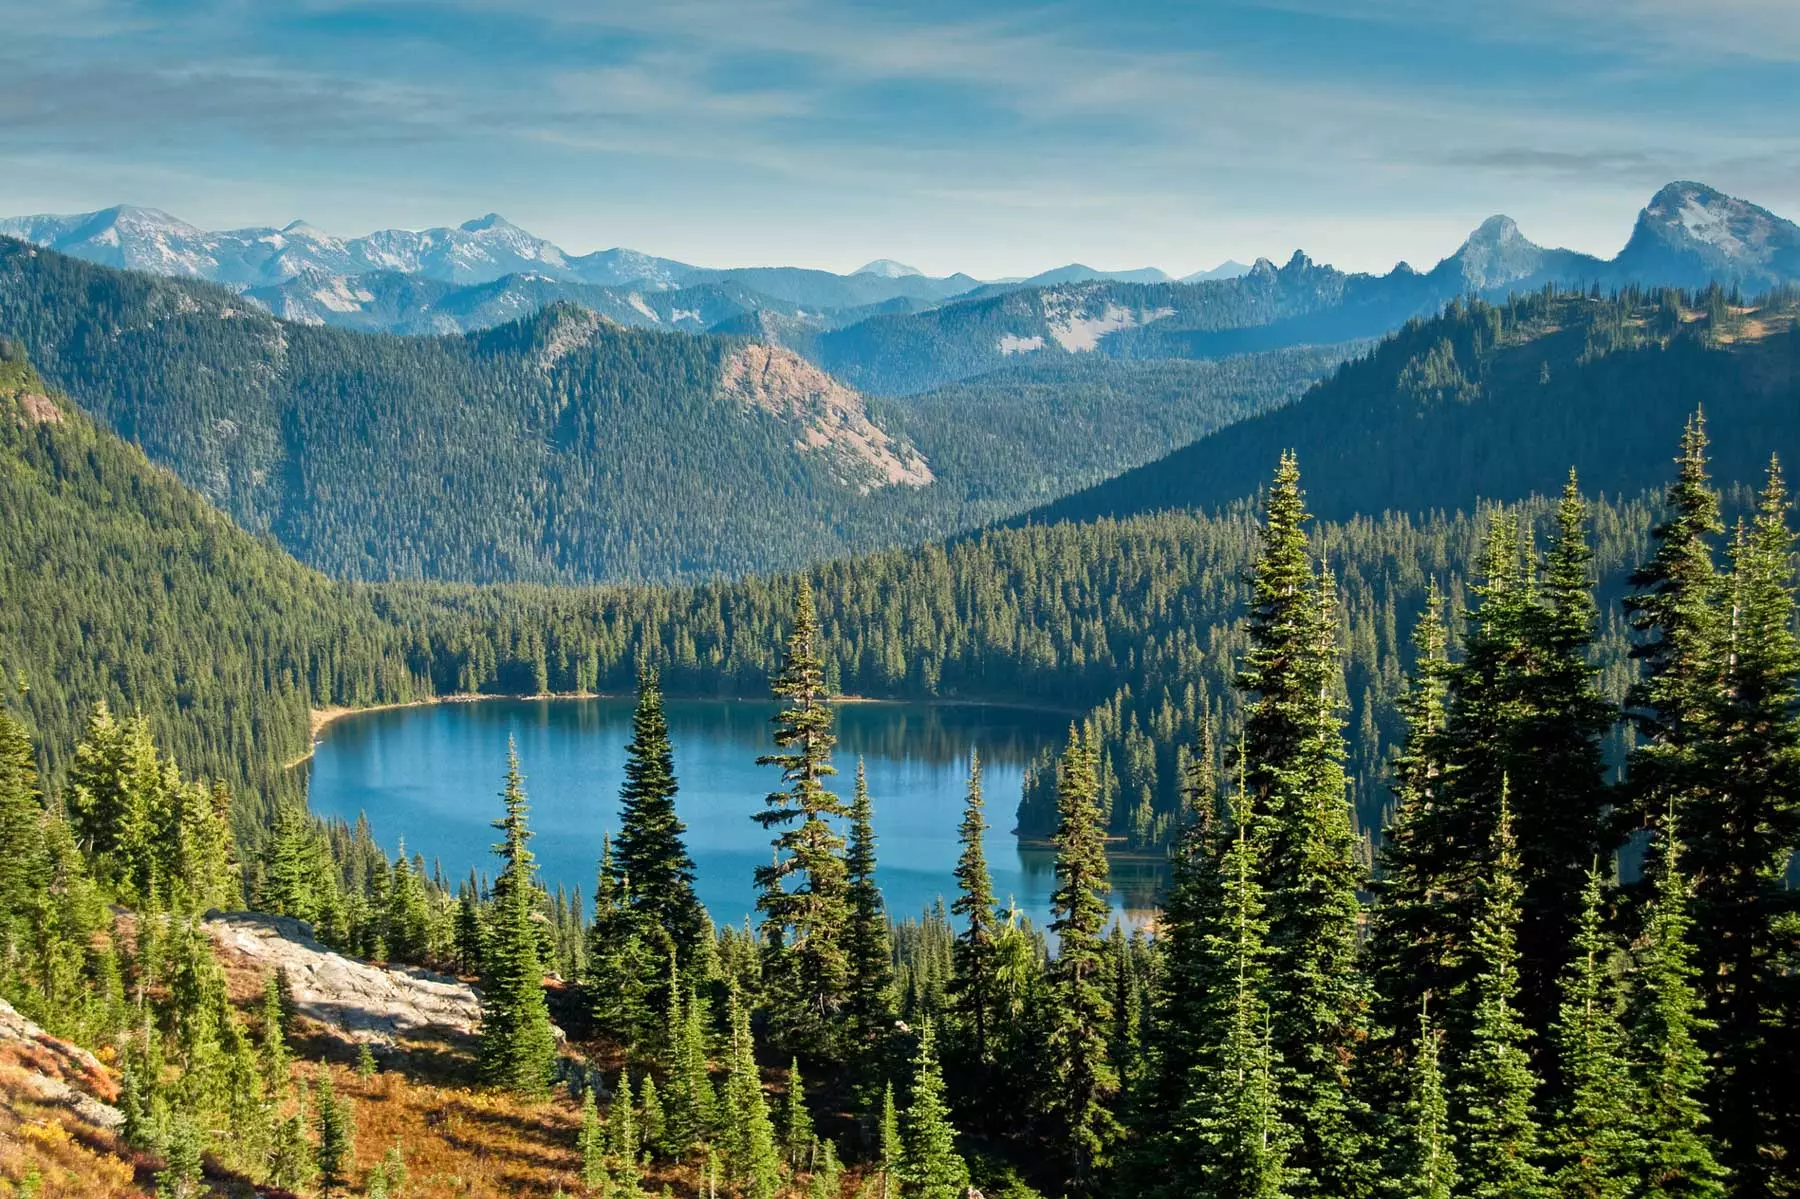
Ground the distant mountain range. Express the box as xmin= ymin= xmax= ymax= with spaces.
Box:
xmin=809 ymin=182 xmax=1800 ymax=393
xmin=4 ymin=181 xmax=1796 ymax=398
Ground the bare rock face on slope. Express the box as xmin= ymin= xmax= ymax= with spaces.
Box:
xmin=207 ymin=911 xmax=488 ymax=1048
xmin=717 ymin=342 xmax=934 ymax=493
xmin=0 ymin=998 xmax=123 ymax=1131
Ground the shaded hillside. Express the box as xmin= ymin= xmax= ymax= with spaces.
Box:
xmin=0 ymin=338 xmax=417 ymax=827
xmin=0 ymin=239 xmax=939 ymax=582
xmin=1025 ymin=287 xmax=1800 ymax=527
xmin=872 ymin=347 xmax=1357 ymax=508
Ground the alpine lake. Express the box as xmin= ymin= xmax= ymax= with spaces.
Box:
xmin=304 ymin=696 xmax=1166 ymax=933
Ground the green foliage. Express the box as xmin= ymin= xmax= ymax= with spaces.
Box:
xmin=313 ymin=1068 xmax=355 ymax=1197
xmin=754 ymin=583 xmax=853 ymax=1060
xmin=1029 ymin=289 xmax=1800 ymax=530
xmin=614 ymin=668 xmax=704 ymax=962
xmin=898 ymin=1021 xmax=970 ymax=1199
xmin=1452 ymin=793 xmax=1549 ymax=1199
xmin=1628 ymin=827 xmax=1727 ymax=1199
xmin=476 ymin=742 xmax=557 ymax=1093
xmin=844 ymin=762 xmax=896 ymax=1066
xmin=1042 ymin=727 xmax=1121 ymax=1191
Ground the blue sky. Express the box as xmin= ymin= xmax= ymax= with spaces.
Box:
xmin=2 ymin=0 xmax=1796 ymax=277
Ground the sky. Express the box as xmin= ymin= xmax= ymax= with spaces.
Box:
xmin=1 ymin=0 xmax=1796 ymax=279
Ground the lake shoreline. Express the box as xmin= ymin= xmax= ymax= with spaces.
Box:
xmin=297 ymin=689 xmax=1082 ymax=767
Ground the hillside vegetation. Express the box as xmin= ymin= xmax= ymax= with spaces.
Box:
xmin=1028 ymin=286 xmax=1800 ymax=527
xmin=0 ymin=239 xmax=1338 ymax=582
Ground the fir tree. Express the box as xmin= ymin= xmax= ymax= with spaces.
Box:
xmin=948 ymin=751 xmax=1000 ymax=1078
xmin=477 ymin=741 xmax=557 ymax=1094
xmin=1397 ymin=1002 xmax=1455 ymax=1199
xmin=1624 ymin=413 xmax=1725 ymax=821
xmin=1178 ymin=778 xmax=1294 ymax=1199
xmin=782 ymin=1057 xmax=817 ymax=1174
xmin=755 ymin=582 xmax=853 ymax=1060
xmin=879 ymin=1082 xmax=902 ymax=1199
xmin=588 ymin=835 xmax=656 ymax=1048
xmin=1043 ymin=726 xmax=1121 ymax=1193
xmin=1452 ymin=791 xmax=1548 ymax=1199
xmin=155 ymin=1112 xmax=206 ymax=1199
xmin=1686 ymin=456 xmax=1800 ymax=1191
xmin=1234 ymin=454 xmax=1370 ymax=1197
xmin=640 ymin=1073 xmax=666 ymax=1163
xmin=579 ymin=1088 xmax=607 ymax=1189
xmin=898 ymin=1020 xmax=970 ymax=1199
xmin=844 ymin=762 xmax=896 ymax=1060
xmin=1367 ymin=583 xmax=1454 ymax=1054
xmin=1550 ymin=869 xmax=1634 ymax=1199
xmin=610 ymin=1069 xmax=642 ymax=1194
xmin=314 ymin=1069 xmax=355 ymax=1197
xmin=723 ymin=988 xmax=782 ymax=1199
xmin=614 ymin=667 xmax=705 ymax=960
xmin=1629 ymin=821 xmax=1727 ymax=1199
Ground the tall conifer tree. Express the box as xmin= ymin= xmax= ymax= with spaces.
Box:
xmin=948 ymin=751 xmax=1000 ymax=1079
xmin=899 ymin=1020 xmax=970 ymax=1199
xmin=1686 ymin=457 xmax=1800 ymax=1192
xmin=614 ymin=667 xmax=704 ymax=962
xmin=1550 ymin=869 xmax=1635 ymax=1199
xmin=1629 ymin=821 xmax=1727 ymax=1199
xmin=1043 ymin=726 xmax=1121 ymax=1193
xmin=1452 ymin=791 xmax=1548 ymax=1199
xmin=1178 ymin=778 xmax=1295 ymax=1199
xmin=477 ymin=741 xmax=556 ymax=1094
xmin=1367 ymin=583 xmax=1453 ymax=1059
xmin=755 ymin=582 xmax=853 ymax=1060
xmin=1234 ymin=453 xmax=1370 ymax=1197
xmin=844 ymin=761 xmax=895 ymax=1060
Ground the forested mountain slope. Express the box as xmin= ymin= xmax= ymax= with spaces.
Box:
xmin=4 ymin=321 xmax=1769 ymax=862
xmin=0 ymin=239 xmax=1342 ymax=581
xmin=0 ymin=238 xmax=944 ymax=582
xmin=1025 ymin=286 xmax=1800 ymax=528
xmin=0 ymin=338 xmax=419 ymax=828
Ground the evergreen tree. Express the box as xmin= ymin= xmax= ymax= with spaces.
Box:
xmin=1624 ymin=413 xmax=1725 ymax=824
xmin=614 ymin=667 xmax=704 ymax=960
xmin=879 ymin=1082 xmax=902 ymax=1199
xmin=610 ymin=1068 xmax=642 ymax=1194
xmin=477 ymin=741 xmax=557 ymax=1094
xmin=755 ymin=582 xmax=853 ymax=1060
xmin=1686 ymin=456 xmax=1800 ymax=1191
xmin=1367 ymin=583 xmax=1453 ymax=1054
xmin=579 ymin=1088 xmax=607 ymax=1189
xmin=663 ymin=958 xmax=718 ymax=1162
xmin=314 ymin=1069 xmax=355 ymax=1197
xmin=640 ymin=1072 xmax=666 ymax=1163
xmin=948 ymin=751 xmax=999 ymax=1079
xmin=588 ymin=835 xmax=656 ymax=1048
xmin=723 ymin=988 xmax=782 ymax=1199
xmin=1550 ymin=869 xmax=1634 ymax=1199
xmin=155 ymin=1112 xmax=206 ymax=1199
xmin=1452 ymin=791 xmax=1548 ymax=1199
xmin=1397 ymin=1003 xmax=1455 ymax=1199
xmin=1629 ymin=822 xmax=1727 ymax=1199
xmin=782 ymin=1057 xmax=817 ymax=1174
xmin=1234 ymin=454 xmax=1370 ymax=1197
xmin=1043 ymin=726 xmax=1121 ymax=1193
xmin=898 ymin=1020 xmax=970 ymax=1199
xmin=844 ymin=762 xmax=896 ymax=1060
xmin=1177 ymin=779 xmax=1294 ymax=1199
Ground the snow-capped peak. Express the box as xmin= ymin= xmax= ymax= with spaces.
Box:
xmin=853 ymin=259 xmax=924 ymax=278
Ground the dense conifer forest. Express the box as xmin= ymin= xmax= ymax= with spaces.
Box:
xmin=0 ymin=239 xmax=1334 ymax=583
xmin=2 ymin=414 xmax=1794 ymax=1197
xmin=1029 ymin=286 xmax=1800 ymax=527
xmin=1 ymin=249 xmax=1796 ymax=1196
